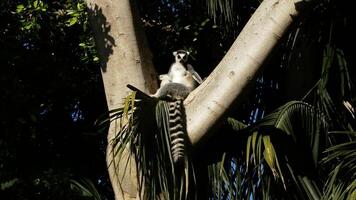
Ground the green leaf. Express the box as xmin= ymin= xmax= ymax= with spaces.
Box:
xmin=227 ymin=117 xmax=246 ymax=131
xmin=33 ymin=0 xmax=38 ymax=8
xmin=251 ymin=131 xmax=258 ymax=164
xmin=1 ymin=178 xmax=19 ymax=190
xmin=200 ymin=18 xmax=210 ymax=26
xmin=349 ymin=185 xmax=356 ymax=200
xmin=67 ymin=17 xmax=78 ymax=26
xmin=122 ymin=94 xmax=131 ymax=120
xmin=67 ymin=10 xmax=76 ymax=15
xmin=70 ymin=179 xmax=101 ymax=200
xmin=77 ymin=2 xmax=83 ymax=10
xmin=263 ymin=135 xmax=278 ymax=178
xmin=246 ymin=135 xmax=252 ymax=168
xmin=93 ymin=56 xmax=99 ymax=62
xmin=24 ymin=22 xmax=34 ymax=30
xmin=16 ymin=4 xmax=25 ymax=13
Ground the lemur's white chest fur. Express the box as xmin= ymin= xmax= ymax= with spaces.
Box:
xmin=168 ymin=62 xmax=195 ymax=91
xmin=167 ymin=51 xmax=197 ymax=91
xmin=169 ymin=62 xmax=187 ymax=80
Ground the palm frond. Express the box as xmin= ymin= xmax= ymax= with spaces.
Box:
xmin=282 ymin=0 xmax=355 ymax=132
xmin=207 ymin=153 xmax=244 ymax=200
xmin=206 ymin=0 xmax=234 ymax=24
xmin=69 ymin=178 xmax=102 ymax=200
xmin=207 ymin=101 xmax=327 ymax=199
xmin=227 ymin=117 xmax=247 ymax=131
xmin=294 ymin=36 xmax=355 ymax=132
xmin=103 ymin=91 xmax=195 ymax=199
xmin=321 ymin=139 xmax=356 ymax=200
xmin=253 ymin=101 xmax=327 ymax=199
xmin=255 ymin=101 xmax=328 ymax=166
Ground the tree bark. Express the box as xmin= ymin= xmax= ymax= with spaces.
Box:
xmin=87 ymin=0 xmax=310 ymax=199
xmin=86 ymin=0 xmax=157 ymax=199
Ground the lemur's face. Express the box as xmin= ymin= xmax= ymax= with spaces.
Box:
xmin=173 ymin=51 xmax=189 ymax=63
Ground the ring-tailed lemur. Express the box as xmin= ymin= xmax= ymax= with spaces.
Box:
xmin=168 ymin=50 xmax=203 ymax=91
xmin=154 ymin=50 xmax=202 ymax=98
xmin=154 ymin=50 xmax=202 ymax=164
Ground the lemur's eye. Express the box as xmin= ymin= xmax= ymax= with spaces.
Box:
xmin=178 ymin=55 xmax=181 ymax=59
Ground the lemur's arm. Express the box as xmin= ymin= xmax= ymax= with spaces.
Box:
xmin=187 ymin=64 xmax=203 ymax=84
xmin=159 ymin=74 xmax=171 ymax=87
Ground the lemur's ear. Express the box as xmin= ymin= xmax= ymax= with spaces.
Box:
xmin=186 ymin=51 xmax=190 ymax=55
xmin=173 ymin=51 xmax=177 ymax=56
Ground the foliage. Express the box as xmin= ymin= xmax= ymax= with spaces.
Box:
xmin=14 ymin=0 xmax=99 ymax=63
xmin=205 ymin=0 xmax=260 ymax=32
xmin=321 ymin=138 xmax=356 ymax=200
xmin=102 ymin=92 xmax=196 ymax=200
xmin=138 ymin=0 xmax=258 ymax=78
xmin=206 ymin=0 xmax=235 ymax=24
xmin=200 ymin=0 xmax=356 ymax=199
xmin=206 ymin=101 xmax=327 ymax=200
xmin=70 ymin=178 xmax=103 ymax=200
xmin=0 ymin=0 xmax=108 ymax=199
xmin=282 ymin=2 xmax=356 ymax=198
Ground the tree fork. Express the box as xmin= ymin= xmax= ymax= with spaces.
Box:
xmin=87 ymin=0 xmax=312 ymax=199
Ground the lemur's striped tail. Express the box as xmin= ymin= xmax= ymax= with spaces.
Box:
xmin=168 ymin=99 xmax=186 ymax=164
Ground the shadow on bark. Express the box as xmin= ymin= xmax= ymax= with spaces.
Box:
xmin=87 ymin=4 xmax=115 ymax=72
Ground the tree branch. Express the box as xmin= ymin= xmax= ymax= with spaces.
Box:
xmin=184 ymin=0 xmax=308 ymax=145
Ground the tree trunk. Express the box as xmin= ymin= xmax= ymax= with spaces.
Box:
xmin=86 ymin=0 xmax=157 ymax=199
xmin=87 ymin=0 xmax=310 ymax=199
